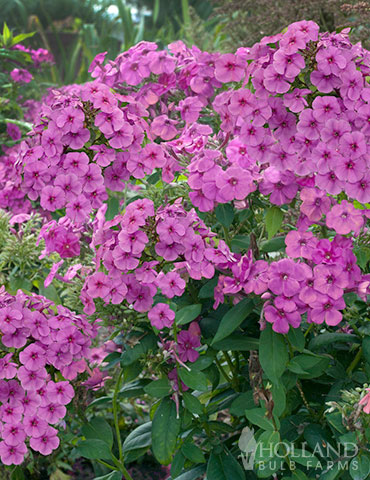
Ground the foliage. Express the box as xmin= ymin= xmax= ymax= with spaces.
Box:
xmin=212 ymin=0 xmax=370 ymax=50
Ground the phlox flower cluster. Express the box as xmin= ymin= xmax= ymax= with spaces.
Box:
xmin=12 ymin=45 xmax=54 ymax=68
xmin=80 ymin=198 xmax=223 ymax=365
xmin=13 ymin=22 xmax=368 ymax=243
xmin=17 ymin=81 xmax=160 ymax=220
xmin=0 ymin=145 xmax=32 ymax=214
xmin=215 ymin=232 xmax=369 ymax=333
xmin=9 ymin=45 xmax=53 ymax=85
xmin=0 ymin=287 xmax=98 ymax=465
xmin=82 ymin=198 xmax=217 ymax=313
xmin=13 ymin=22 xmax=368 ymax=335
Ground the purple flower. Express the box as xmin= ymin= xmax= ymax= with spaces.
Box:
xmin=316 ymin=46 xmax=347 ymax=75
xmin=300 ymin=188 xmax=331 ymax=222
xmin=156 ymin=271 xmax=186 ymax=299
xmin=10 ymin=68 xmax=32 ymax=83
xmin=313 ymin=264 xmax=348 ymax=300
xmin=177 ymin=327 xmax=201 ymax=363
xmin=268 ymin=259 xmax=305 ymax=297
xmin=311 ymin=294 xmax=345 ymax=326
xmin=285 ymin=230 xmax=316 ymax=259
xmin=148 ymin=303 xmax=175 ymax=330
xmin=264 ymin=296 xmax=301 ymax=334
xmin=216 ymin=167 xmax=255 ymax=202
xmin=326 ymin=201 xmax=364 ymax=235
xmin=215 ymin=53 xmax=245 ymax=83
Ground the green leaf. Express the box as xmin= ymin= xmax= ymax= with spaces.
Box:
xmin=191 ymin=351 xmax=216 ymax=370
xmin=260 ymin=236 xmax=286 ymax=253
xmin=349 ymin=455 xmax=370 ymax=480
xmin=231 ymin=234 xmax=250 ymax=253
xmin=179 ymin=368 xmax=208 ymax=392
xmin=363 ymin=336 xmax=370 ymax=364
xmin=254 ymin=430 xmax=280 ymax=463
xmin=2 ymin=23 xmax=12 ymax=46
xmin=199 ymin=277 xmax=218 ymax=298
xmin=354 ymin=246 xmax=370 ymax=269
xmin=75 ymin=439 xmax=112 ymax=460
xmin=144 ymin=379 xmax=171 ymax=398
xmin=122 ymin=421 xmax=152 ymax=462
xmin=171 ymin=451 xmax=186 ymax=479
xmin=292 ymin=471 xmax=309 ymax=480
xmin=181 ymin=443 xmax=206 ymax=464
xmin=152 ymin=398 xmax=181 ymax=465
xmin=309 ymin=333 xmax=358 ymax=350
xmin=120 ymin=334 xmax=157 ymax=366
xmin=245 ymin=408 xmax=275 ymax=431
xmin=215 ymin=203 xmax=234 ymax=228
xmin=38 ymin=283 xmax=61 ymax=304
xmin=10 ymin=466 xmax=25 ymax=480
xmin=292 ymin=449 xmax=320 ymax=467
xmin=211 ymin=298 xmax=254 ymax=345
xmin=87 ymin=396 xmax=111 ymax=409
xmin=169 ymin=465 xmax=206 ymax=480
xmin=230 ymin=391 xmax=255 ymax=417
xmin=319 ymin=464 xmax=343 ymax=480
xmin=94 ymin=472 xmax=122 ymax=480
xmin=287 ymin=354 xmax=330 ymax=379
xmin=81 ymin=417 xmax=113 ymax=448
xmin=183 ymin=392 xmax=204 ymax=415
xmin=176 ymin=304 xmax=202 ymax=326
xmin=287 ymin=328 xmax=305 ymax=352
xmin=272 ymin=382 xmax=286 ymax=417
xmin=206 ymin=450 xmax=245 ymax=480
xmin=265 ymin=206 xmax=284 ymax=239
xmin=119 ymin=379 xmax=150 ymax=398
xmin=11 ymin=32 xmax=35 ymax=46
xmin=212 ymin=335 xmax=259 ymax=351
xmin=105 ymin=196 xmax=119 ymax=221
xmin=259 ymin=324 xmax=288 ymax=383
xmin=147 ymin=170 xmax=161 ymax=184
xmin=9 ymin=276 xmax=32 ymax=294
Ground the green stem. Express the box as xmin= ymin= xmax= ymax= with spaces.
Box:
xmin=223 ymin=352 xmax=239 ymax=389
xmin=123 ymin=182 xmax=128 ymax=210
xmin=296 ymin=381 xmax=315 ymax=416
xmin=350 ymin=324 xmax=363 ymax=338
xmin=113 ymin=370 xmax=124 ymax=462
xmin=222 ymin=226 xmax=232 ymax=247
xmin=96 ymin=459 xmax=117 ymax=471
xmin=215 ymin=356 xmax=233 ymax=383
xmin=172 ymin=319 xmax=183 ymax=395
xmin=285 ymin=336 xmax=294 ymax=359
xmin=346 ymin=347 xmax=362 ymax=376
xmin=223 ymin=352 xmax=236 ymax=375
xmin=321 ymin=224 xmax=328 ymax=238
xmin=304 ymin=323 xmax=314 ymax=338
xmin=112 ymin=370 xmax=134 ymax=480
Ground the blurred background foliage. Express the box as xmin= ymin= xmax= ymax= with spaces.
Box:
xmin=0 ymin=0 xmax=369 ymax=85
xmin=211 ymin=0 xmax=370 ymax=51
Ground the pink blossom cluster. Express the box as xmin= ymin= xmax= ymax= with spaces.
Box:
xmin=12 ymin=22 xmax=368 ymax=334
xmin=0 ymin=287 xmax=98 ymax=465
xmin=9 ymin=46 xmax=53 ymax=85
xmin=215 ymin=232 xmax=369 ymax=333
xmin=10 ymin=69 xmax=33 ymax=84
xmin=81 ymin=197 xmax=218 ymax=316
xmin=14 ymin=23 xmax=368 ymax=239
xmin=16 ymin=81 xmax=161 ymax=220
xmin=0 ymin=145 xmax=32 ymax=214
xmin=12 ymin=45 xmax=54 ymax=68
